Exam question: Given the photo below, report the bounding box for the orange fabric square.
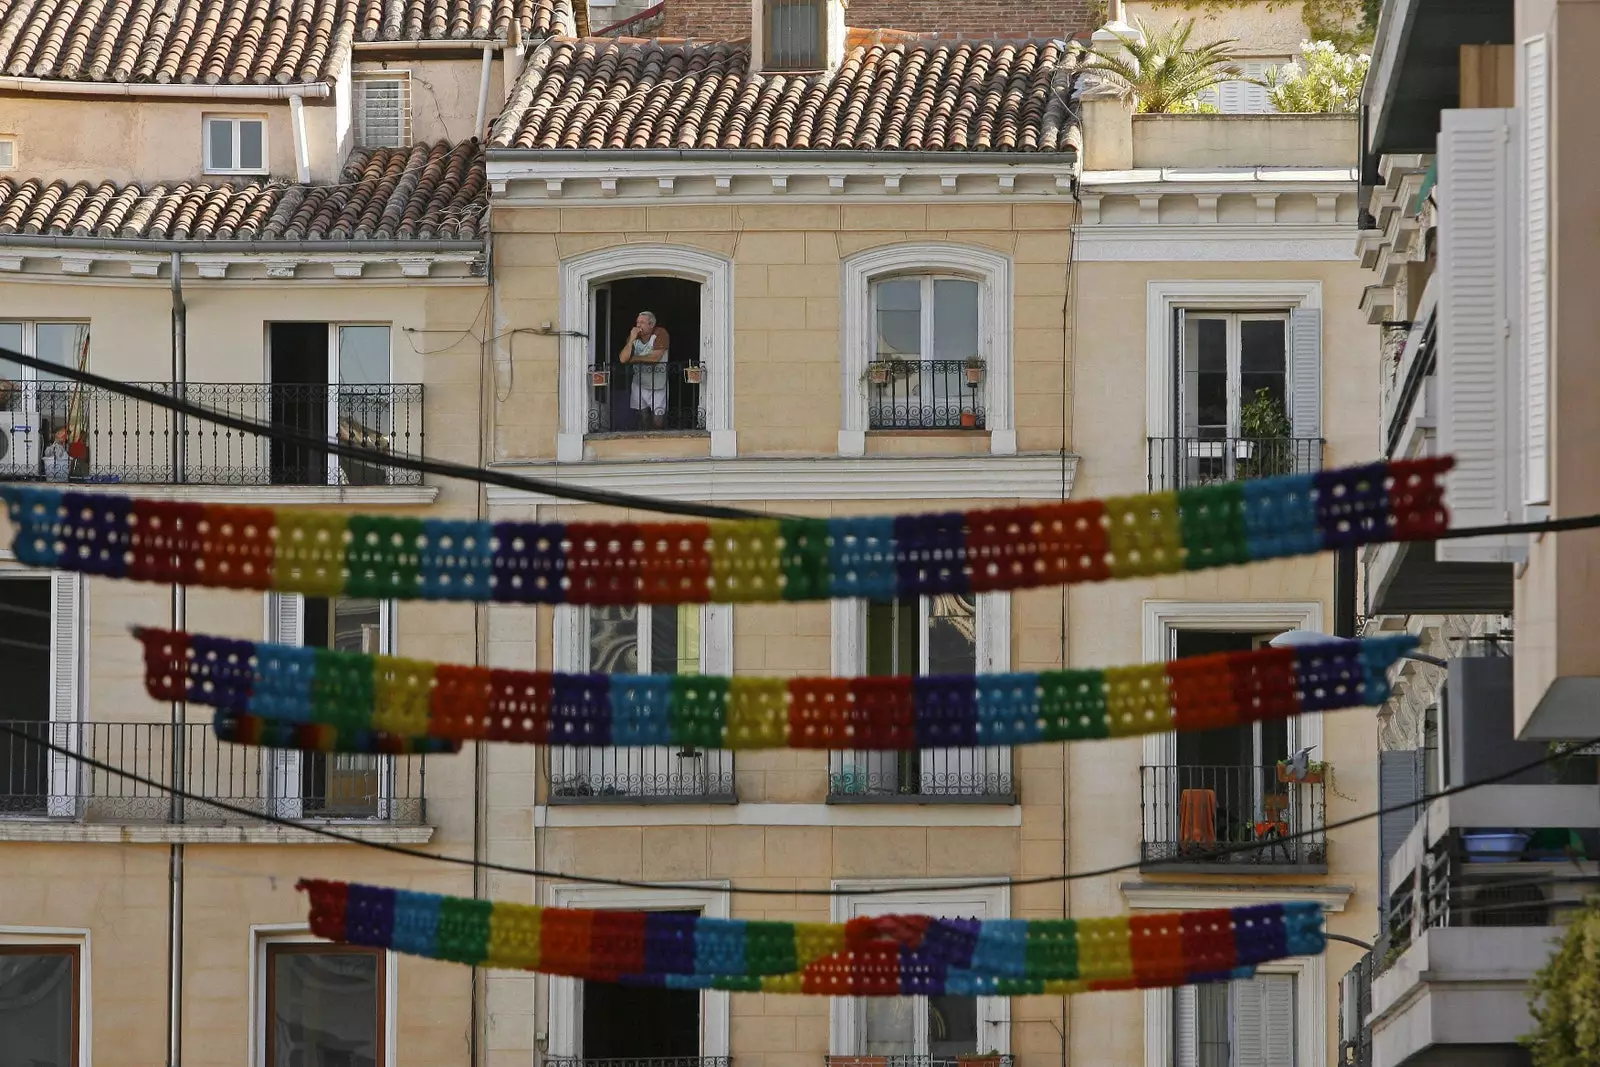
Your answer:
[566,522,642,605]
[1032,500,1111,586]
[635,522,712,604]
[966,506,1039,592]
[429,664,494,740]
[197,504,275,590]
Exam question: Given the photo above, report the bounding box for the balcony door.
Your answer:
[0,573,79,818]
[579,913,701,1062]
[267,323,391,486]
[0,321,90,481]
[1175,311,1293,484]
[588,276,704,435]
[869,275,983,431]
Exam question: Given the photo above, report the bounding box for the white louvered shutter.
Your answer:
[1174,986,1199,1067]
[270,592,304,646]
[1233,978,1266,1067]
[1260,973,1297,1065]
[48,573,80,816]
[1217,78,1246,114]
[1523,37,1551,507]
[267,593,304,816]
[355,75,411,148]
[1437,108,1525,563]
[1289,308,1322,472]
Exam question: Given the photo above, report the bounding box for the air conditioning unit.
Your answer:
[0,409,39,473]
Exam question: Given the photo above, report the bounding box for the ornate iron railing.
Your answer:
[0,380,423,486]
[1139,763,1326,867]
[826,1055,1016,1067]
[547,1059,732,1067]
[587,362,706,434]
[549,746,735,803]
[865,359,986,431]
[1146,436,1323,491]
[827,748,1014,803]
[0,720,426,823]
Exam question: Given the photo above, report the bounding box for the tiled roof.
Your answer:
[0,141,486,241]
[491,35,1075,152]
[0,0,571,84]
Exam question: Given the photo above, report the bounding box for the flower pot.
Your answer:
[1462,831,1531,863]
[589,369,610,388]
[868,365,890,385]
[683,364,704,385]
[1277,761,1325,784]
[965,366,985,385]
[960,411,978,429]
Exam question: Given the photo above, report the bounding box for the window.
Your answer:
[868,276,984,431]
[551,604,734,801]
[264,943,384,1067]
[587,277,706,435]
[0,322,89,482]
[0,138,15,170]
[863,995,980,1058]
[765,0,825,70]
[1174,973,1296,1067]
[354,74,411,148]
[204,115,267,173]
[0,944,80,1067]
[0,573,80,818]
[829,594,1013,801]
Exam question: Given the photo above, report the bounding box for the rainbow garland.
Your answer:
[135,628,1417,754]
[300,880,1325,995]
[2,458,1450,606]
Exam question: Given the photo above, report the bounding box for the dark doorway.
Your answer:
[582,911,700,1059]
[591,277,704,434]
[298,596,383,817]
[0,578,52,812]
[269,322,329,485]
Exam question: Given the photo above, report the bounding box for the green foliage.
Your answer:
[1266,40,1370,112]
[1238,388,1293,477]
[1524,898,1600,1066]
[1240,387,1291,439]
[1073,18,1249,114]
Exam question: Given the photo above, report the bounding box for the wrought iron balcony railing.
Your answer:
[547,1058,732,1067]
[1146,435,1322,491]
[1139,763,1326,868]
[549,746,735,803]
[0,720,427,823]
[828,748,1014,803]
[826,1055,1016,1067]
[587,362,707,435]
[866,359,986,431]
[0,380,423,486]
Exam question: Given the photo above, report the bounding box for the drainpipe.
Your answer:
[289,94,312,183]
[473,44,495,139]
[166,251,187,1067]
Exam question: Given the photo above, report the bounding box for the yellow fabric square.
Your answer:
[793,922,846,966]
[707,520,784,603]
[487,902,543,971]
[1103,663,1173,737]
[372,656,436,736]
[275,510,349,596]
[1074,916,1133,982]
[1104,492,1185,579]
[726,677,791,748]
[761,972,804,994]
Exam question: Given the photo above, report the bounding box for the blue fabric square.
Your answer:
[1240,474,1321,560]
[0,486,64,567]
[976,674,1043,746]
[187,633,257,712]
[894,511,970,596]
[693,918,745,976]
[391,890,443,956]
[923,917,980,969]
[971,918,1027,977]
[549,673,611,745]
[914,675,979,748]
[644,912,699,976]
[420,519,494,601]
[60,491,131,577]
[249,644,317,721]
[610,675,674,746]
[826,517,898,600]
[345,883,397,947]
[1314,462,1390,548]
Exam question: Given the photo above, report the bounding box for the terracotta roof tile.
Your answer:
[0,140,487,241]
[0,0,572,83]
[490,36,1074,152]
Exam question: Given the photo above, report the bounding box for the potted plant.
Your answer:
[1277,758,1327,783]
[960,410,979,429]
[964,357,986,385]
[865,363,890,386]
[682,363,704,385]
[1238,387,1295,478]
[0,378,15,412]
[590,368,610,388]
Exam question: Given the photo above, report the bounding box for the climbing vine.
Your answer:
[1147,0,1375,50]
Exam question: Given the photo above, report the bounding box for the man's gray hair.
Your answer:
[639,311,657,326]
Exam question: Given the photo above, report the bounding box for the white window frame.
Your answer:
[0,567,82,818]
[866,274,987,432]
[1171,964,1303,1067]
[250,925,396,1067]
[203,114,269,175]
[1146,949,1324,1067]
[545,881,732,1059]
[558,245,736,461]
[829,880,1011,1056]
[1176,310,1291,439]
[841,243,1015,456]
[352,71,412,149]
[0,926,90,1067]
[0,137,15,170]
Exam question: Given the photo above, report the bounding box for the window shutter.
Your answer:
[1437,107,1525,563]
[356,76,411,148]
[267,593,304,815]
[1217,78,1246,114]
[1523,36,1550,507]
[48,572,80,816]
[1379,749,1425,906]
[1173,986,1199,1067]
[1232,977,1265,1067]
[1288,307,1321,471]
[270,593,304,646]
[1259,974,1297,1065]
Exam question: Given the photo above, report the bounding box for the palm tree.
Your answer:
[1073,18,1251,114]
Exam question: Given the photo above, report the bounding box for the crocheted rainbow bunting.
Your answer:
[299,879,1325,995]
[135,627,1417,754]
[3,457,1450,606]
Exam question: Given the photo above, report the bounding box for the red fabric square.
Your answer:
[1231,647,1300,724]
[1386,456,1453,540]
[1129,914,1186,986]
[197,504,276,590]
[129,500,206,584]
[540,908,595,975]
[566,522,643,605]
[1032,500,1111,585]
[1180,909,1239,975]
[590,910,648,977]
[486,669,552,743]
[139,628,190,703]
[430,665,495,740]
[1168,652,1243,733]
[966,506,1039,592]
[636,522,712,604]
[789,678,852,748]
[847,677,916,749]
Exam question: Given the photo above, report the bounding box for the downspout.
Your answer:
[473,44,495,140]
[166,251,187,1067]
[289,94,312,183]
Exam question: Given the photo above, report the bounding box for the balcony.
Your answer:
[587,364,706,436]
[0,381,423,486]
[1139,764,1327,872]
[828,748,1015,804]
[1146,436,1322,492]
[0,721,428,823]
[547,1060,731,1067]
[865,360,986,432]
[826,1057,1016,1067]
[548,746,735,804]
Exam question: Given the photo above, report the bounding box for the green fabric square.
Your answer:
[311,647,375,730]
[1177,482,1249,570]
[670,675,729,749]
[779,518,832,601]
[1036,669,1108,740]
[743,921,799,975]
[996,978,1046,996]
[434,896,493,965]
[345,515,424,599]
[1025,920,1080,980]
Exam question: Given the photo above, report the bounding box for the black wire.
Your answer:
[2,721,1594,898]
[0,346,768,523]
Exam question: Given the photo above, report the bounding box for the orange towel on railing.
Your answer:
[1179,788,1217,848]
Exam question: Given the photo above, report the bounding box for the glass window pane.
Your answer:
[1182,316,1228,438]
[927,994,979,1056]
[926,593,977,675]
[338,326,390,386]
[0,951,74,1067]
[589,605,639,674]
[866,600,917,676]
[208,119,234,170]
[333,597,383,654]
[651,604,699,676]
[863,995,916,1055]
[238,119,264,170]
[874,278,922,358]
[269,948,380,1067]
[1196,981,1230,1067]
[35,323,86,381]
[1239,319,1288,437]
[0,322,22,381]
[932,279,980,360]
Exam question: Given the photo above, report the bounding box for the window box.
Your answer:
[590,369,610,388]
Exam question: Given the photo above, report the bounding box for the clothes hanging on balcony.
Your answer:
[131,626,1416,756]
[296,879,1326,995]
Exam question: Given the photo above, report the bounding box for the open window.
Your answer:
[0,321,90,482]
[0,572,80,819]
[0,944,81,1066]
[267,323,408,486]
[263,943,384,1067]
[587,276,706,436]
[867,275,985,431]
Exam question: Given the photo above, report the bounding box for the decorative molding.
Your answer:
[1119,881,1354,912]
[484,453,1075,507]
[535,803,1024,828]
[547,882,731,1059]
[0,254,22,271]
[0,821,437,844]
[838,242,1015,457]
[59,257,92,275]
[21,484,439,506]
[0,247,482,283]
[1145,280,1323,437]
[556,243,736,462]
[1074,226,1360,262]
